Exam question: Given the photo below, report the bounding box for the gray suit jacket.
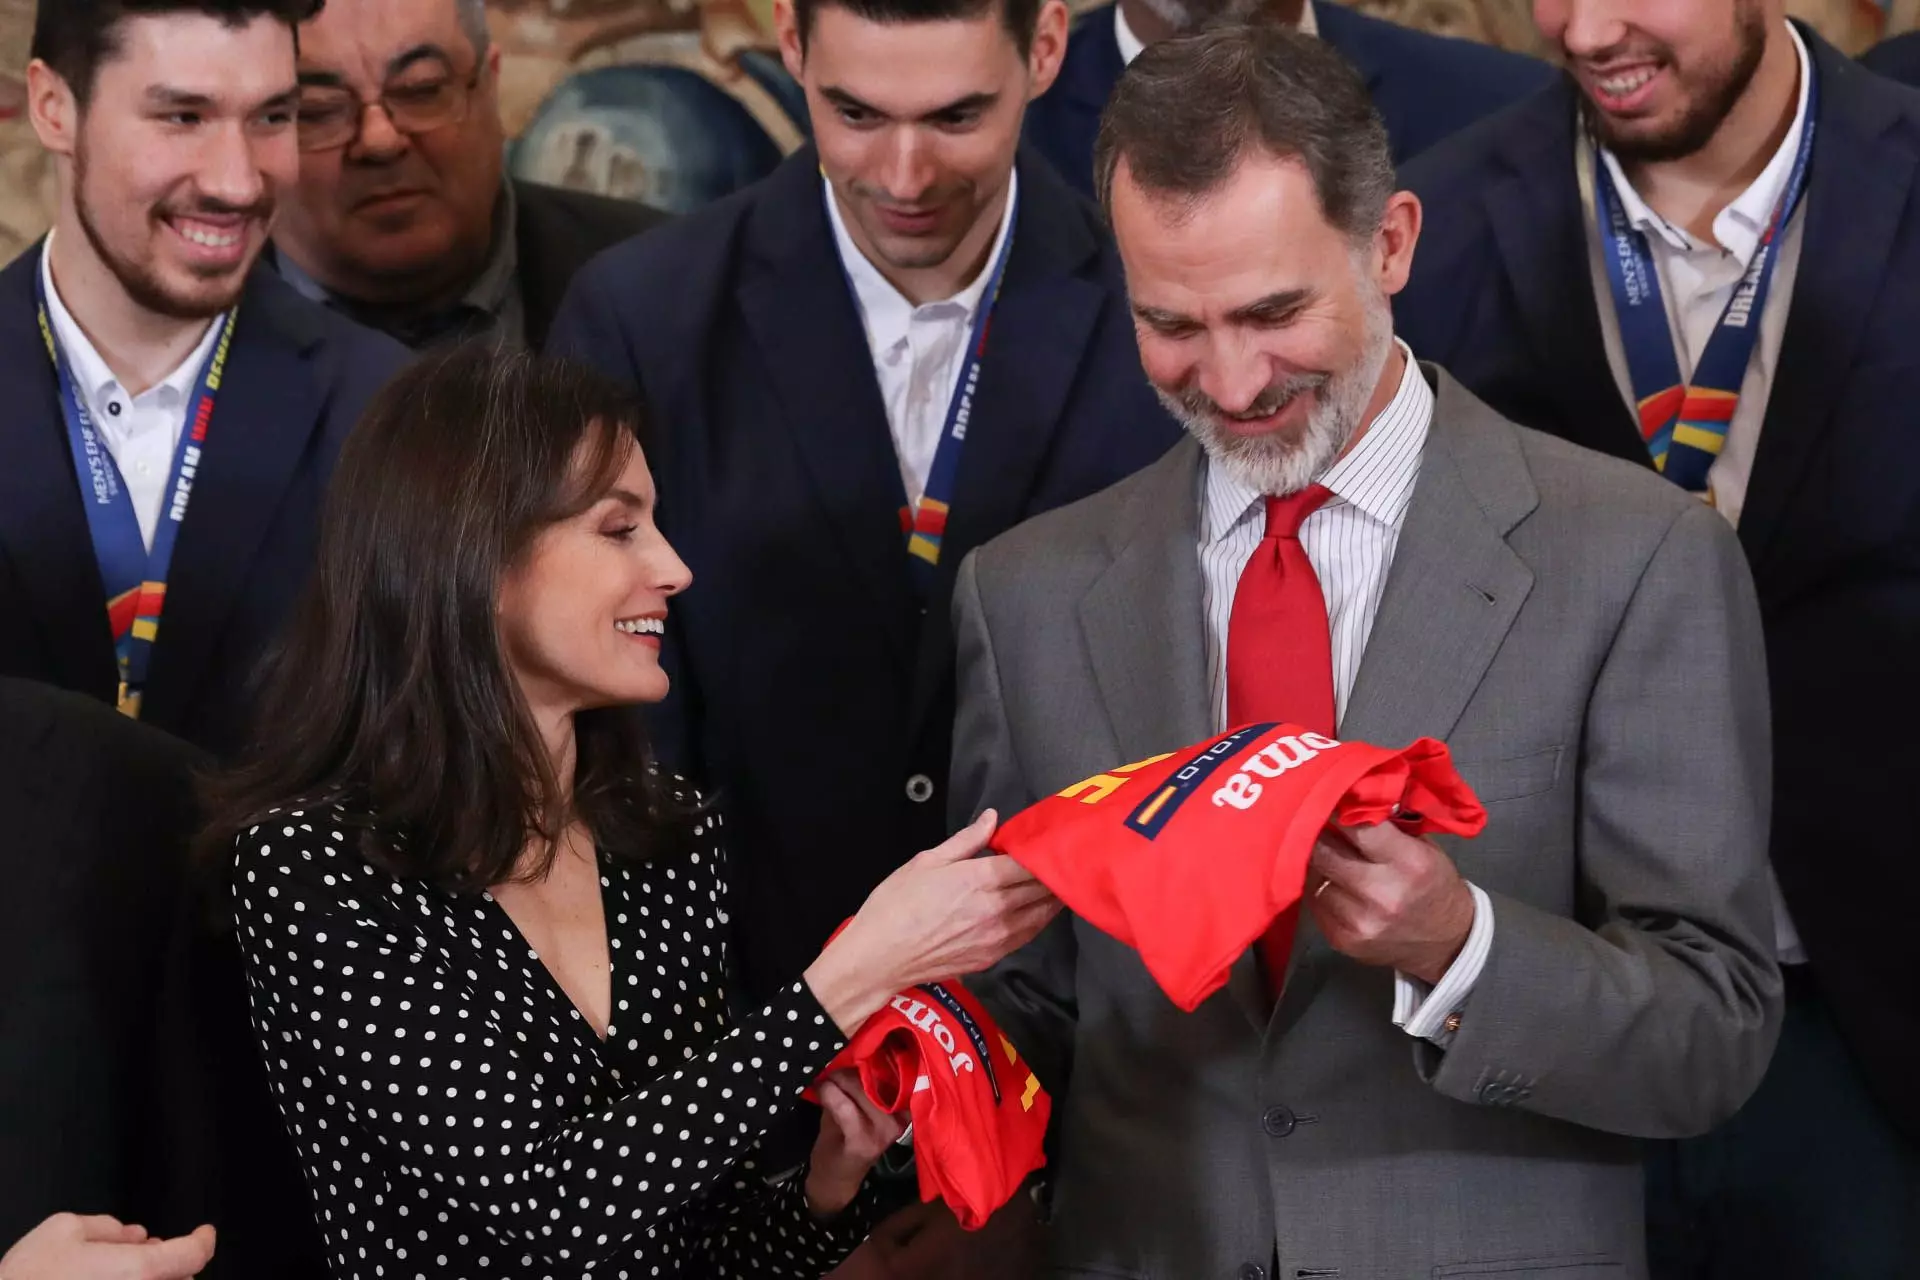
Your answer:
[950,367,1782,1280]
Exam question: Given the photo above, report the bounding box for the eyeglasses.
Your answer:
[296,64,483,153]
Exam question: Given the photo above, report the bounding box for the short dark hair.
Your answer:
[1093,16,1393,244]
[31,0,324,106]
[793,0,1042,57]
[200,344,698,895]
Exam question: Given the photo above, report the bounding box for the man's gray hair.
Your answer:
[1093,15,1394,244]
[455,0,490,52]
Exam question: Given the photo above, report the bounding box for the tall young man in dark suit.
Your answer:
[0,0,409,760]
[1024,0,1555,199]
[551,0,1180,1266]
[271,0,666,351]
[1395,1,1920,1274]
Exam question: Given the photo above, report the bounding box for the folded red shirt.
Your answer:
[806,979,1049,1230]
[989,722,1488,1011]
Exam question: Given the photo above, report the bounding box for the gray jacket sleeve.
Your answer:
[1422,499,1783,1138]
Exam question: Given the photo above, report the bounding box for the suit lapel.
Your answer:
[1740,33,1914,571]
[1342,371,1537,749]
[139,272,327,729]
[737,153,918,669]
[1077,440,1213,765]
[1482,87,1643,463]
[906,156,1112,734]
[0,246,118,699]
[1075,446,1275,1031]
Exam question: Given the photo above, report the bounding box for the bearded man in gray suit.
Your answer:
[949,20,1783,1280]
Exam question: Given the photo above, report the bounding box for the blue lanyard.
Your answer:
[35,250,235,717]
[1592,66,1816,494]
[830,180,1019,595]
[903,184,1018,590]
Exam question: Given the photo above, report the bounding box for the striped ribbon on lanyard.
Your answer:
[1592,65,1816,496]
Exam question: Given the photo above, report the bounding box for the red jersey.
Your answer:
[808,979,1049,1230]
[989,722,1487,1010]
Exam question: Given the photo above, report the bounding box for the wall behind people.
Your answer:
[0,0,1903,256]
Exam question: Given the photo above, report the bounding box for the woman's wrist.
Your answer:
[803,928,894,1038]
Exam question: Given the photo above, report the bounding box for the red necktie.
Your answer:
[1225,484,1334,1000]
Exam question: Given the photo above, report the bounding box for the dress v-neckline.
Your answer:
[479,847,621,1050]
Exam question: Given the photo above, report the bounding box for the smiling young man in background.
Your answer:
[0,0,406,758]
[1397,0,1920,1274]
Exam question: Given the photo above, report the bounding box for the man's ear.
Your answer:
[776,0,806,81]
[27,59,80,159]
[1026,0,1072,100]
[1375,190,1422,298]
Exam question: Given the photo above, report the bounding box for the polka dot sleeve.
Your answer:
[231,808,873,1275]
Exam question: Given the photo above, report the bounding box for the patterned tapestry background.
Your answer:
[0,0,1912,259]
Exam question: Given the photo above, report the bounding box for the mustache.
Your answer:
[1173,370,1330,423]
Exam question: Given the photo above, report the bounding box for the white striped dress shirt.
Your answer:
[1198,344,1492,1045]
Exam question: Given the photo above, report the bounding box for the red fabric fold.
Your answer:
[806,978,1049,1230]
[989,723,1488,1011]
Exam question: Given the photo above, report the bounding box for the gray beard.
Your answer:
[1161,289,1397,497]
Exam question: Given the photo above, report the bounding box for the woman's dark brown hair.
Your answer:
[199,342,695,892]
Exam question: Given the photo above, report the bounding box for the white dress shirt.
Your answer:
[824,174,1019,507]
[1199,344,1492,1045]
[39,233,226,552]
[1579,21,1810,964]
[1116,0,1316,63]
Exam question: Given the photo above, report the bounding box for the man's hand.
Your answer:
[0,1214,216,1280]
[1308,821,1476,984]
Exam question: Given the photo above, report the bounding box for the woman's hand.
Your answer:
[805,1070,907,1218]
[0,1214,216,1280]
[803,811,1062,1035]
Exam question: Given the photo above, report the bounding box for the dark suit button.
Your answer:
[1262,1105,1296,1137]
[1237,1265,1267,1280]
[905,774,935,804]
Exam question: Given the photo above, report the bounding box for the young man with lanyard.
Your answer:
[1395,0,1920,1274]
[0,0,408,760]
[549,0,1178,1265]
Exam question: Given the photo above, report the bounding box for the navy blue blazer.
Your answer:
[550,147,1181,1007]
[1024,0,1556,199]
[1395,27,1920,1140]
[1860,29,1920,87]
[0,249,409,759]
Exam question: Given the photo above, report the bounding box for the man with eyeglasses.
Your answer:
[271,0,667,351]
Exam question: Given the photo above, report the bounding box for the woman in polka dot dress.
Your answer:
[203,347,1062,1278]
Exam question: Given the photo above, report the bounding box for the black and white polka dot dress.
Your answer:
[231,800,878,1278]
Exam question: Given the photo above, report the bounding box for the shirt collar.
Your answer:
[824,168,1019,354]
[1202,338,1432,545]
[1117,0,1314,65]
[1596,20,1810,265]
[39,229,224,406]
